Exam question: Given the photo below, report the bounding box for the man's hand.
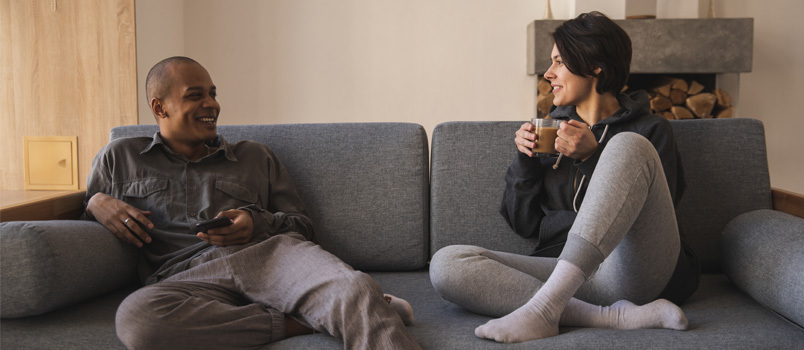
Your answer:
[197,209,254,247]
[556,120,598,161]
[86,193,154,248]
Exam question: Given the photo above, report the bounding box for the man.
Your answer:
[85,56,419,349]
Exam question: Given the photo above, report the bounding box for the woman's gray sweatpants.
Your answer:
[430,132,680,317]
[116,233,419,350]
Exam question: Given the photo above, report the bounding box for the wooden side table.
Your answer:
[0,190,86,222]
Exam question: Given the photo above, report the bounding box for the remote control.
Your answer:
[193,217,233,233]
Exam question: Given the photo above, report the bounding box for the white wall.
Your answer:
[136,0,804,194]
[135,0,184,124]
[138,0,541,136]
[717,0,804,194]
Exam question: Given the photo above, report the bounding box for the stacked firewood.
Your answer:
[536,76,734,119]
[644,78,734,120]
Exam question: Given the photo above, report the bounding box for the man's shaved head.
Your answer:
[145,56,201,102]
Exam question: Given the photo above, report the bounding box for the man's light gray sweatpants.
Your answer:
[116,233,420,350]
[430,132,680,317]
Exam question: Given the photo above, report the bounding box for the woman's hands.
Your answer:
[515,120,598,161]
[196,209,254,247]
[556,120,598,161]
[86,193,153,248]
[515,122,538,157]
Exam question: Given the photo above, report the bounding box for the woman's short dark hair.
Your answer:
[552,11,632,95]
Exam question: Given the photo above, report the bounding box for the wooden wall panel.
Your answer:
[0,0,137,190]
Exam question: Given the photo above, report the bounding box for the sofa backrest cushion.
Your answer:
[429,119,773,273]
[670,118,772,272]
[430,122,539,256]
[110,123,430,271]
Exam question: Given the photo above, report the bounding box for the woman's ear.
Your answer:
[593,67,602,76]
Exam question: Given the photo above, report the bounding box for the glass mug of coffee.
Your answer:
[530,118,562,157]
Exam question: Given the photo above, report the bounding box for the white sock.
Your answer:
[475,260,585,343]
[384,294,414,326]
[561,298,688,330]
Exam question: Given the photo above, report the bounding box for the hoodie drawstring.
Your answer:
[572,124,609,212]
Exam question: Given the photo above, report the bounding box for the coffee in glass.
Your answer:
[531,118,562,157]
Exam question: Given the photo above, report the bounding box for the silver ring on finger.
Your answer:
[124,218,131,225]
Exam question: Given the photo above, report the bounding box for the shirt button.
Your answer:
[189,212,196,217]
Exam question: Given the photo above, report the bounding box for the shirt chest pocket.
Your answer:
[120,178,170,227]
[215,179,259,207]
[123,178,169,198]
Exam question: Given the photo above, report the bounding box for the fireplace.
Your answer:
[527,18,753,119]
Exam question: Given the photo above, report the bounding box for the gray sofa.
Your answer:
[2,119,803,349]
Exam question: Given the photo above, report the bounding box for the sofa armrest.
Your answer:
[772,187,804,219]
[0,220,139,318]
[722,209,804,328]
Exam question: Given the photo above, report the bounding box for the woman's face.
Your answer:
[543,44,597,107]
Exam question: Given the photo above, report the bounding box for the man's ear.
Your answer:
[593,67,602,76]
[150,98,168,118]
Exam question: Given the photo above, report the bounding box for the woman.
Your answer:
[429,12,699,343]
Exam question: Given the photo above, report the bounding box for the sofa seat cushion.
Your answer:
[722,209,804,328]
[270,272,804,349]
[0,287,134,349]
[0,220,138,318]
[4,273,803,349]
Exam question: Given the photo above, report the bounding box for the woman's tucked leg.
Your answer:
[430,245,555,317]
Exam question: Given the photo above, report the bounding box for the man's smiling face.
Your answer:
[158,61,220,147]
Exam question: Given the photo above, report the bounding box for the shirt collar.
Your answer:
[141,132,238,162]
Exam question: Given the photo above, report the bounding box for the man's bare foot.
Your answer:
[385,294,415,325]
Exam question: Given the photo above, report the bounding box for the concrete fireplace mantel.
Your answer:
[527,18,753,75]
